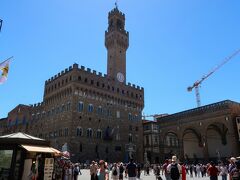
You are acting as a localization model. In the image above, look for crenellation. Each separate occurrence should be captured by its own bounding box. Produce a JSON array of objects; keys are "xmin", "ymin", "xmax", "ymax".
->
[
  {"xmin": 51, "ymin": 77, "xmax": 54, "ymax": 81},
  {"xmin": 98, "ymin": 72, "xmax": 102, "ymax": 77},
  {"xmin": 61, "ymin": 71, "xmax": 64, "ymax": 75},
  {"xmin": 73, "ymin": 63, "xmax": 78, "ymax": 69},
  {"xmin": 69, "ymin": 66, "xmax": 73, "ymax": 71},
  {"xmin": 65, "ymin": 68, "xmax": 68, "ymax": 73},
  {"xmin": 87, "ymin": 68, "xmax": 91, "ymax": 72},
  {"xmin": 54, "ymin": 75, "xmax": 57, "ymax": 79},
  {"xmin": 81, "ymin": 66, "xmax": 85, "ymax": 70},
  {"xmin": 58, "ymin": 73, "xmax": 60, "ymax": 77},
  {"xmin": 104, "ymin": 74, "xmax": 107, "ymax": 77},
  {"xmin": 93, "ymin": 70, "xmax": 96, "ymax": 75}
]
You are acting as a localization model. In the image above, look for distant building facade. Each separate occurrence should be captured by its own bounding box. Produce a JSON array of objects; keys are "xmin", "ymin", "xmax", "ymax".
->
[
  {"xmin": 142, "ymin": 120, "xmax": 160, "ymax": 164},
  {"xmin": 157, "ymin": 100, "xmax": 240, "ymax": 163},
  {"xmin": 0, "ymin": 118, "xmax": 7, "ymax": 136},
  {"xmin": 2, "ymin": 7, "xmax": 144, "ymax": 163}
]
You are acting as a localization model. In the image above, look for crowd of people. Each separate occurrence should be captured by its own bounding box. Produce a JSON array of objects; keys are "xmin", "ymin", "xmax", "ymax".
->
[
  {"xmin": 86, "ymin": 155, "xmax": 240, "ymax": 180},
  {"xmin": 53, "ymin": 155, "xmax": 240, "ymax": 180}
]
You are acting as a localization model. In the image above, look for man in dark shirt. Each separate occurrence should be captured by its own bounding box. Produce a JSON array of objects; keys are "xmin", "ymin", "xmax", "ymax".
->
[{"xmin": 126, "ymin": 159, "xmax": 137, "ymax": 180}]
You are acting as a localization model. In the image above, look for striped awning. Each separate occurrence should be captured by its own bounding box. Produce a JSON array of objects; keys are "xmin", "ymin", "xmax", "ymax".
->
[{"xmin": 21, "ymin": 145, "xmax": 61, "ymax": 154}]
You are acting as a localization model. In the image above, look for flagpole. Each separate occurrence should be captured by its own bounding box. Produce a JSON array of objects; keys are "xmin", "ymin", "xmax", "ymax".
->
[{"xmin": 0, "ymin": 56, "xmax": 13, "ymax": 64}]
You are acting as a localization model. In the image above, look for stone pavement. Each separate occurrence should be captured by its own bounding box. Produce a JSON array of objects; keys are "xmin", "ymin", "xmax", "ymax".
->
[{"xmin": 77, "ymin": 169, "xmax": 214, "ymax": 180}]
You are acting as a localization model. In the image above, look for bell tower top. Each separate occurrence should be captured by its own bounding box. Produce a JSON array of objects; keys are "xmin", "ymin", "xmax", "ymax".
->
[{"xmin": 105, "ymin": 7, "xmax": 129, "ymax": 83}]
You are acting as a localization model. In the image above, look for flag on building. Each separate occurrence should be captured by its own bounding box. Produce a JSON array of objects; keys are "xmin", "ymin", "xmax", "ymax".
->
[{"xmin": 0, "ymin": 57, "xmax": 12, "ymax": 84}]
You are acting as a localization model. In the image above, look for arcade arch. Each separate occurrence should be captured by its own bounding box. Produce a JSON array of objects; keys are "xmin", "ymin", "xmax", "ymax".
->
[
  {"xmin": 183, "ymin": 128, "xmax": 204, "ymax": 159},
  {"xmin": 206, "ymin": 123, "xmax": 229, "ymax": 158}
]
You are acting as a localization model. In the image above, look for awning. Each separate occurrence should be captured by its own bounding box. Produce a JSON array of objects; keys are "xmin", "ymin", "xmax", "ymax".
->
[{"xmin": 21, "ymin": 145, "xmax": 61, "ymax": 154}]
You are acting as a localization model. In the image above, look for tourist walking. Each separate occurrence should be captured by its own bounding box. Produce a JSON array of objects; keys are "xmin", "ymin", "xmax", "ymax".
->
[
  {"xmin": 207, "ymin": 161, "xmax": 219, "ymax": 180},
  {"xmin": 126, "ymin": 158, "xmax": 137, "ymax": 180},
  {"xmin": 230, "ymin": 160, "xmax": 240, "ymax": 180},
  {"xmin": 229, "ymin": 157, "xmax": 236, "ymax": 180},
  {"xmin": 219, "ymin": 163, "xmax": 228, "ymax": 180},
  {"xmin": 90, "ymin": 161, "xmax": 98, "ymax": 180},
  {"xmin": 119, "ymin": 163, "xmax": 124, "ymax": 180},
  {"xmin": 73, "ymin": 164, "xmax": 79, "ymax": 180},
  {"xmin": 167, "ymin": 156, "xmax": 181, "ymax": 180},
  {"xmin": 162, "ymin": 159, "xmax": 171, "ymax": 180},
  {"xmin": 97, "ymin": 160, "xmax": 109, "ymax": 180},
  {"xmin": 111, "ymin": 163, "xmax": 119, "ymax": 180}
]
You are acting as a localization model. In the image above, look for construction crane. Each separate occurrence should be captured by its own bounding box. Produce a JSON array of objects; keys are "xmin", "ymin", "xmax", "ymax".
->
[
  {"xmin": 187, "ymin": 49, "xmax": 240, "ymax": 107},
  {"xmin": 0, "ymin": 19, "xmax": 3, "ymax": 32}
]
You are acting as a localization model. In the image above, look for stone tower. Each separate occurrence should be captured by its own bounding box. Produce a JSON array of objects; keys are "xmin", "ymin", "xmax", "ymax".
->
[{"xmin": 105, "ymin": 7, "xmax": 129, "ymax": 83}]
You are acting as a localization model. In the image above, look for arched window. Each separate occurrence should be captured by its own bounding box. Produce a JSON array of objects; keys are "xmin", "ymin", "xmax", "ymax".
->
[
  {"xmin": 88, "ymin": 104, "xmax": 94, "ymax": 112},
  {"xmin": 165, "ymin": 133, "xmax": 178, "ymax": 147},
  {"xmin": 116, "ymin": 133, "xmax": 120, "ymax": 141},
  {"xmin": 66, "ymin": 102, "xmax": 71, "ymax": 111},
  {"xmin": 96, "ymin": 129, "xmax": 102, "ymax": 139},
  {"xmin": 76, "ymin": 127, "xmax": 83, "ymax": 136},
  {"xmin": 78, "ymin": 101, "xmax": 84, "ymax": 112},
  {"xmin": 87, "ymin": 128, "xmax": 93, "ymax": 138},
  {"xmin": 97, "ymin": 106, "xmax": 103, "ymax": 115},
  {"xmin": 128, "ymin": 134, "xmax": 133, "ymax": 143}
]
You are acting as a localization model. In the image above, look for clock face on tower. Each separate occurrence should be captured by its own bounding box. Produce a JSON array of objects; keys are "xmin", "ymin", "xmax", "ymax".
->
[{"xmin": 117, "ymin": 72, "xmax": 125, "ymax": 83}]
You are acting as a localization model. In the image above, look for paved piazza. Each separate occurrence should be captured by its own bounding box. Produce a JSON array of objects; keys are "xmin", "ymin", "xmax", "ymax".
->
[{"xmin": 78, "ymin": 169, "xmax": 214, "ymax": 180}]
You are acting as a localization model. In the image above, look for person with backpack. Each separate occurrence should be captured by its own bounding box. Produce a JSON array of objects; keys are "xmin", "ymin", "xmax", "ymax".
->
[
  {"xmin": 119, "ymin": 163, "xmax": 124, "ymax": 180},
  {"xmin": 126, "ymin": 158, "xmax": 137, "ymax": 180},
  {"xmin": 111, "ymin": 163, "xmax": 119, "ymax": 180},
  {"xmin": 167, "ymin": 155, "xmax": 181, "ymax": 180},
  {"xmin": 230, "ymin": 160, "xmax": 240, "ymax": 180}
]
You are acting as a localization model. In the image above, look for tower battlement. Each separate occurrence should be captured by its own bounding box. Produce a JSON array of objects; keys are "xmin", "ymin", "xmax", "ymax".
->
[
  {"xmin": 45, "ymin": 63, "xmax": 143, "ymax": 91},
  {"xmin": 108, "ymin": 8, "xmax": 125, "ymax": 18}
]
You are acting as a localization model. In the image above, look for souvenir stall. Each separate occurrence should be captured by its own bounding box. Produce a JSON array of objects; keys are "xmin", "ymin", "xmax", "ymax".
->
[{"xmin": 0, "ymin": 132, "xmax": 60, "ymax": 180}]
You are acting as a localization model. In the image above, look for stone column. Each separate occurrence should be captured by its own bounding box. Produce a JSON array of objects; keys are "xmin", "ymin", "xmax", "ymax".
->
[{"xmin": 202, "ymin": 135, "xmax": 209, "ymax": 161}]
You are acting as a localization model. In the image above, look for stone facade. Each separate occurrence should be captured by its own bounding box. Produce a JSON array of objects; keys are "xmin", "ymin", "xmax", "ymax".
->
[
  {"xmin": 157, "ymin": 100, "xmax": 240, "ymax": 163},
  {"xmin": 2, "ymin": 7, "xmax": 144, "ymax": 163},
  {"xmin": 142, "ymin": 120, "xmax": 160, "ymax": 164}
]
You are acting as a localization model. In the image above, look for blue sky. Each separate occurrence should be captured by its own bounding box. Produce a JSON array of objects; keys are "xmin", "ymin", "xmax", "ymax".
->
[{"xmin": 0, "ymin": 0, "xmax": 240, "ymax": 118}]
